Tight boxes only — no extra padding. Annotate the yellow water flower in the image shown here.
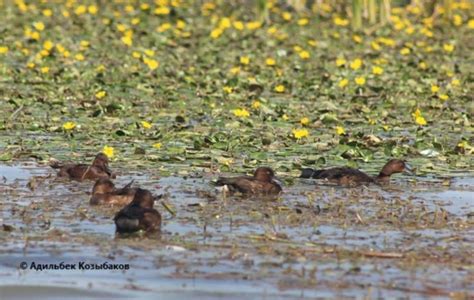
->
[62,122,76,130]
[43,40,54,51]
[153,143,162,149]
[468,19,474,29]
[299,51,310,59]
[333,17,349,26]
[355,77,366,86]
[335,126,345,135]
[88,5,98,14]
[75,5,87,15]
[292,128,309,139]
[210,28,223,39]
[372,66,384,75]
[154,6,170,15]
[336,57,346,67]
[439,94,449,101]
[371,41,381,51]
[338,78,349,88]
[252,100,261,109]
[443,43,454,53]
[274,85,285,93]
[412,109,427,126]
[223,86,233,94]
[0,46,8,54]
[266,58,276,66]
[298,18,309,26]
[307,40,317,47]
[451,79,460,86]
[352,35,362,43]
[75,53,85,61]
[418,62,427,70]
[95,91,106,99]
[350,58,362,70]
[33,22,45,31]
[233,21,244,30]
[282,12,292,21]
[431,85,439,93]
[40,67,49,73]
[233,108,250,118]
[141,121,152,129]
[400,47,411,55]
[229,66,240,75]
[300,117,310,126]
[240,56,250,65]
[157,23,172,32]
[143,58,159,70]
[121,35,133,46]
[102,146,114,158]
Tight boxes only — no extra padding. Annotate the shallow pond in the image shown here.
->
[0,163,473,299]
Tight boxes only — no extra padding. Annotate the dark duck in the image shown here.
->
[90,179,136,205]
[215,167,282,195]
[114,188,161,234]
[50,153,114,181]
[300,159,411,185]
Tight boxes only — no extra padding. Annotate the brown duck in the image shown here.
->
[114,188,162,234]
[50,153,114,181]
[215,167,282,195]
[90,179,136,205]
[300,159,411,185]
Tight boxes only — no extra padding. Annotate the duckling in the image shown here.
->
[215,167,282,195]
[114,188,161,234]
[90,179,136,205]
[300,159,411,185]
[50,153,114,181]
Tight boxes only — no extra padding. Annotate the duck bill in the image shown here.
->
[403,163,414,175]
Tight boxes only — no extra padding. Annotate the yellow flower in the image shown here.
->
[355,77,366,86]
[121,35,133,46]
[300,117,310,126]
[132,51,141,59]
[252,100,261,109]
[372,66,384,75]
[412,109,427,126]
[240,56,250,65]
[439,94,449,101]
[299,51,310,59]
[245,21,262,30]
[282,12,292,21]
[352,35,362,43]
[95,91,106,99]
[336,57,346,67]
[102,146,114,158]
[157,23,172,32]
[229,66,240,75]
[233,108,250,118]
[33,22,45,31]
[74,53,85,61]
[43,9,53,17]
[282,114,289,121]
[443,43,454,53]
[333,17,349,26]
[418,61,427,70]
[350,58,363,70]
[143,58,159,70]
[233,21,244,30]
[400,47,411,55]
[40,67,49,74]
[75,5,87,15]
[88,5,98,14]
[274,85,285,93]
[451,79,460,86]
[266,58,276,66]
[141,121,152,129]
[335,126,345,135]
[371,41,381,51]
[210,28,223,39]
[43,40,54,51]
[152,143,162,149]
[62,122,76,130]
[307,39,317,47]
[0,46,8,54]
[468,19,474,29]
[292,128,309,139]
[176,20,186,29]
[144,49,155,57]
[298,18,309,26]
[431,85,439,93]
[154,6,170,15]
[338,78,349,88]
[223,86,233,94]
[452,14,463,26]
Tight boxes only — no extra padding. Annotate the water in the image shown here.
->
[1,164,473,298]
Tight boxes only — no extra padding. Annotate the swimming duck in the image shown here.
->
[114,188,161,234]
[300,159,410,185]
[90,179,136,205]
[215,167,282,195]
[50,153,114,181]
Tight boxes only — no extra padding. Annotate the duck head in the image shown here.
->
[253,167,276,182]
[92,178,115,195]
[379,159,412,177]
[131,188,155,209]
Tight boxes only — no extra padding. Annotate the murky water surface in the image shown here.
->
[0,163,473,299]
